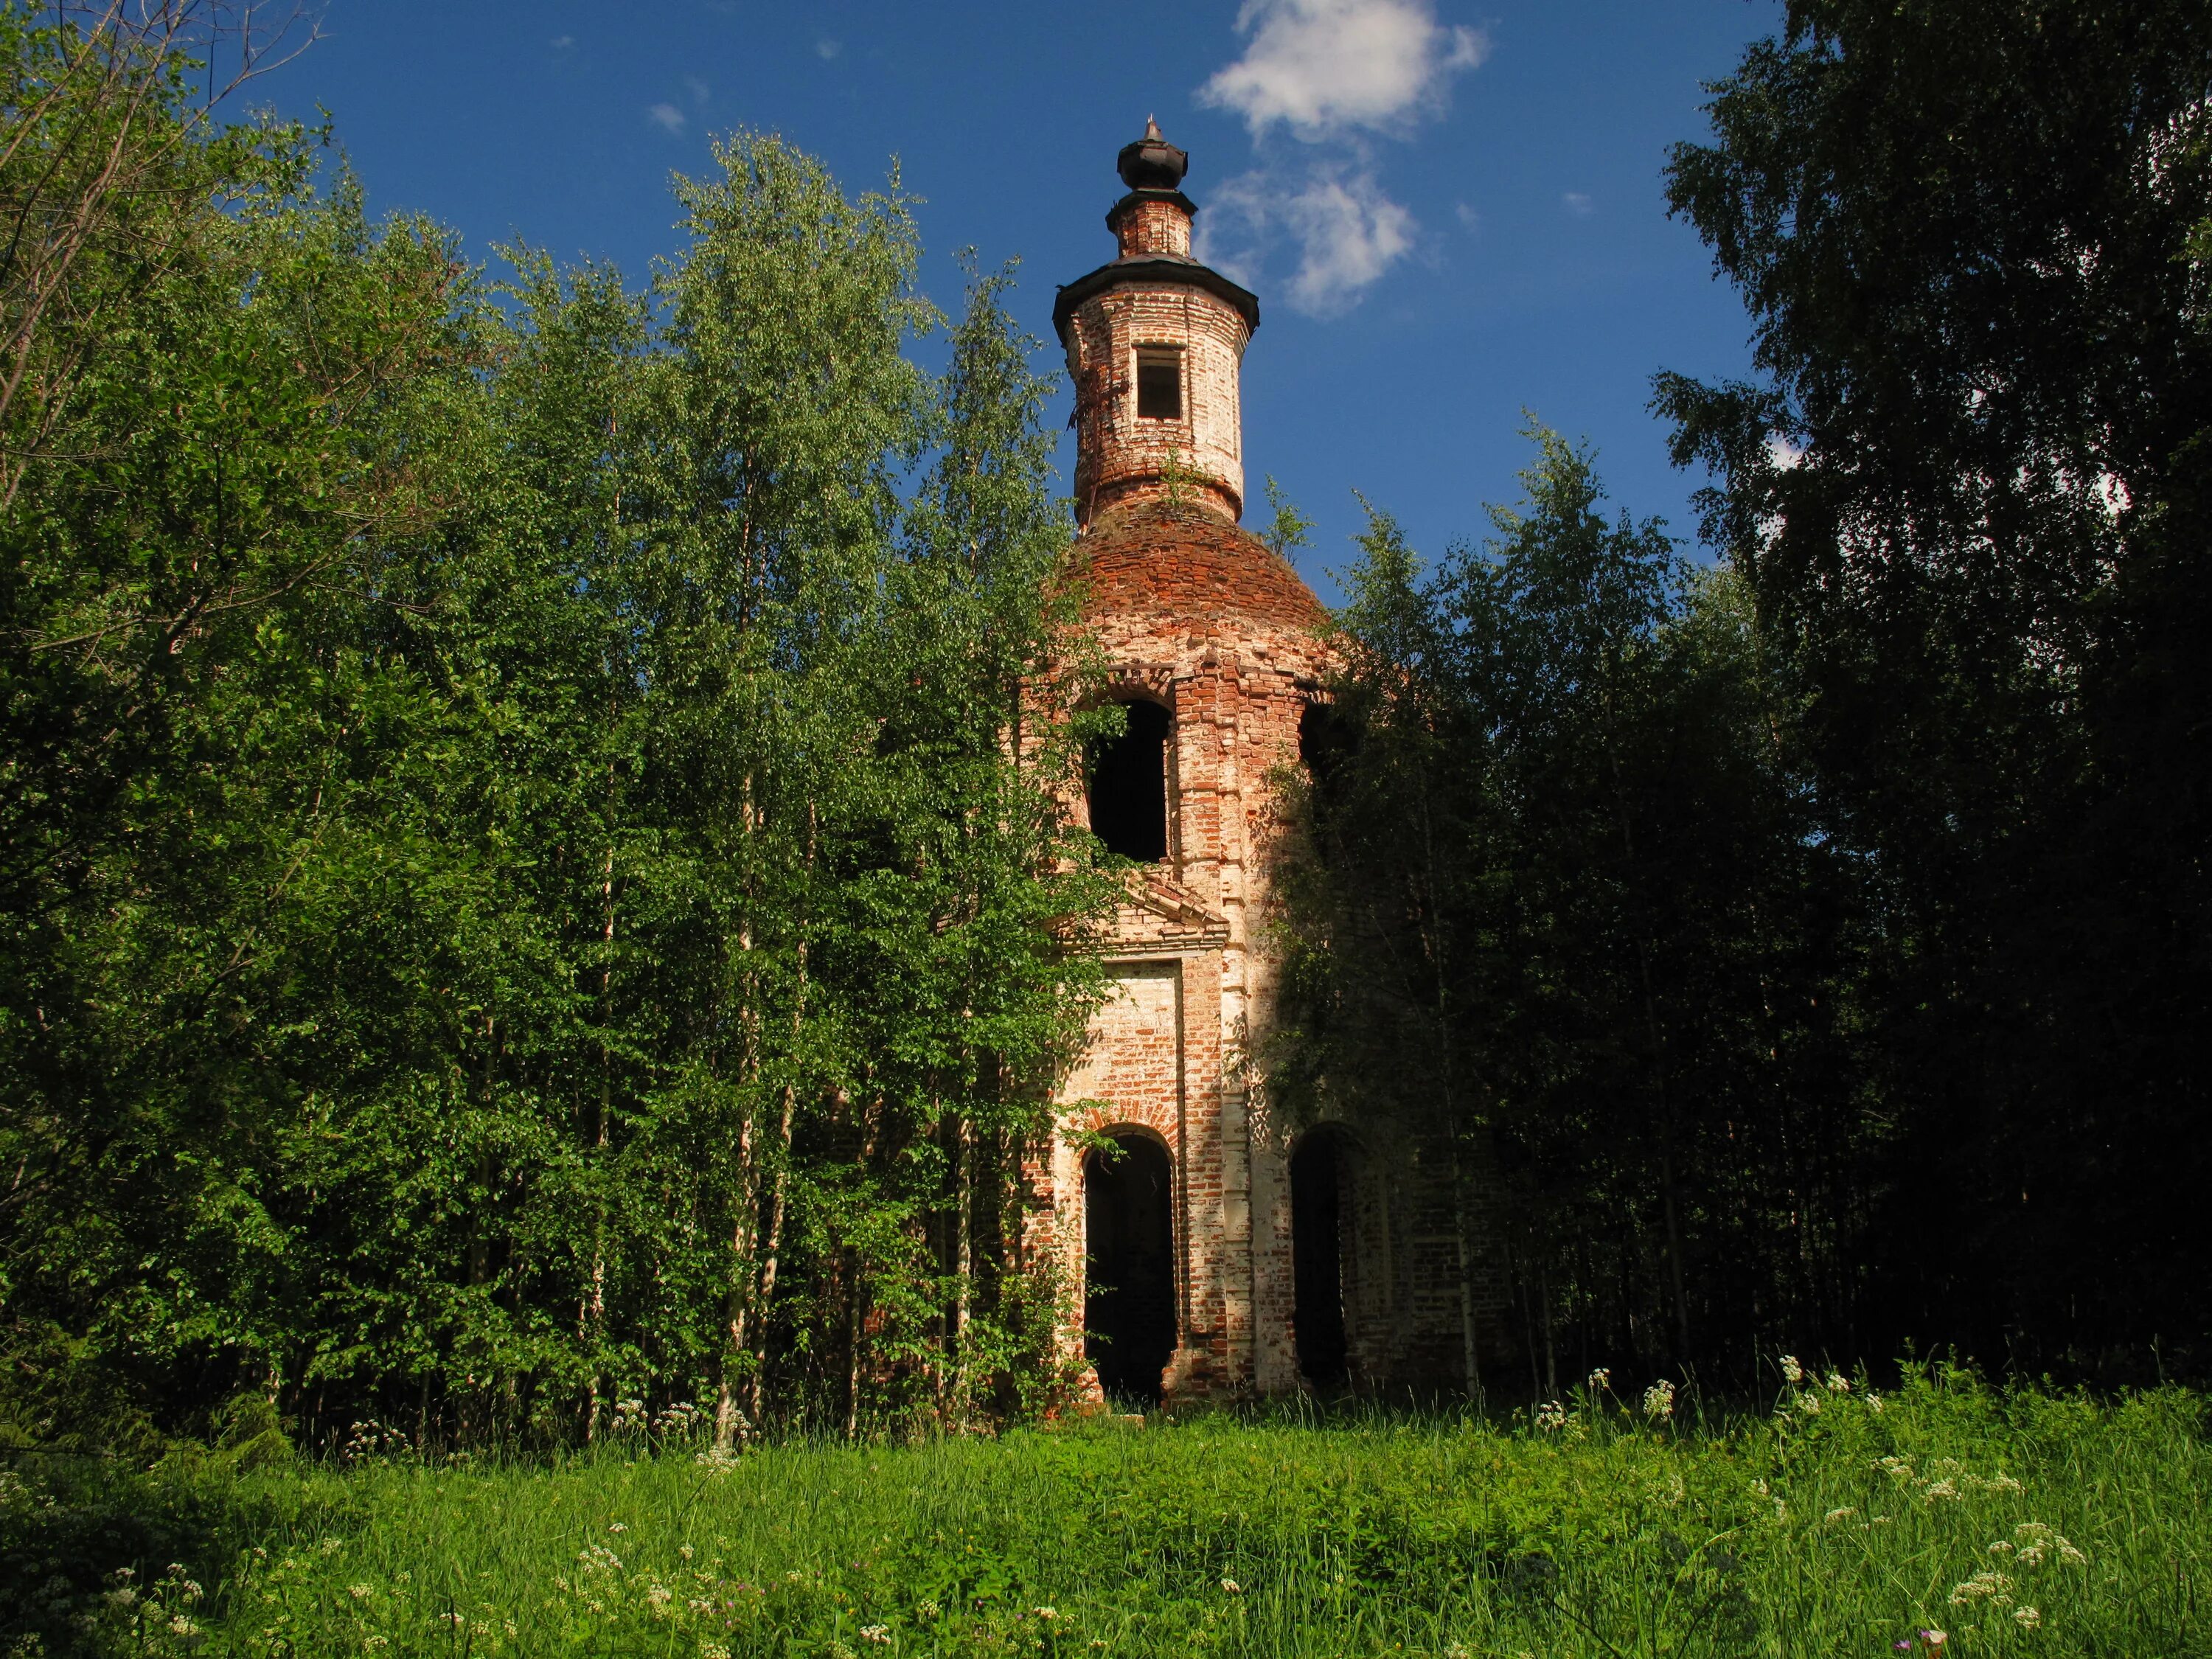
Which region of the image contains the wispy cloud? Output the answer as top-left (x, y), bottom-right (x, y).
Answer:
top-left (1199, 0), bottom-right (1487, 139)
top-left (816, 38), bottom-right (843, 60)
top-left (1200, 167), bottom-right (1415, 317)
top-left (647, 102), bottom-right (686, 136)
top-left (683, 74), bottom-right (710, 106)
top-left (1562, 191), bottom-right (1593, 216)
top-left (1193, 0), bottom-right (1485, 316)
top-left (549, 34), bottom-right (574, 49)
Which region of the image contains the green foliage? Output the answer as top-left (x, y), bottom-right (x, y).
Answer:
top-left (1283, 0), bottom-right (2212, 1387)
top-left (0, 16), bottom-right (1115, 1455)
top-left (1258, 476), bottom-right (1315, 563)
top-left (4, 1374), bottom-right (2202, 1657)
top-left (1655, 0), bottom-right (2212, 1363)
top-left (1277, 425), bottom-right (1868, 1385)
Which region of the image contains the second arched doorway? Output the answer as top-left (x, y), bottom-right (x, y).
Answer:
top-left (1085, 1132), bottom-right (1177, 1403)
top-left (1290, 1127), bottom-right (1354, 1387)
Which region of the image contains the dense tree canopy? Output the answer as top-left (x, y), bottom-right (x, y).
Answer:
top-left (0, 4), bottom-right (1117, 1448)
top-left (1279, 0), bottom-right (2212, 1387)
top-left (1658, 0), bottom-right (2212, 1366)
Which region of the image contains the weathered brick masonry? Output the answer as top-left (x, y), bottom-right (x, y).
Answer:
top-left (1034, 125), bottom-right (1510, 1402)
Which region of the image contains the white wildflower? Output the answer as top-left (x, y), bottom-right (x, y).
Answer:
top-left (167, 1615), bottom-right (198, 1638)
top-left (1586, 1367), bottom-right (1610, 1391)
top-left (1534, 1400), bottom-right (1567, 1432)
top-left (1642, 1380), bottom-right (1676, 1420)
top-left (1823, 1507), bottom-right (1857, 1524)
top-left (349, 1583), bottom-right (372, 1599)
top-left (1220, 1577), bottom-right (1242, 1594)
top-left (1779, 1354), bottom-right (1805, 1385)
top-left (2013, 1607), bottom-right (2042, 1630)
top-left (1924, 1478), bottom-right (1958, 1501)
top-left (1948, 1570), bottom-right (2015, 1607)
top-left (860, 1625), bottom-right (892, 1644)
top-left (1825, 1369), bottom-right (1851, 1393)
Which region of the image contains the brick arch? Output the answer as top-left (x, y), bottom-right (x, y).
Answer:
top-left (1094, 661), bottom-right (1179, 706)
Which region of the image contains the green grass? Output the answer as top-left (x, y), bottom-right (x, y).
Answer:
top-left (6, 1367), bottom-right (2206, 1658)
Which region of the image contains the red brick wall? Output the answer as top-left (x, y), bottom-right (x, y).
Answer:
top-left (1113, 196), bottom-right (1192, 259)
top-left (1066, 278), bottom-right (1249, 525)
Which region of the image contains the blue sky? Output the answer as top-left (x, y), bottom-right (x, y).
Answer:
top-left (254, 1), bottom-right (1778, 602)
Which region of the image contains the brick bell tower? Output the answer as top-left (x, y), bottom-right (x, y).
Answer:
top-left (1040, 121), bottom-right (1341, 1404)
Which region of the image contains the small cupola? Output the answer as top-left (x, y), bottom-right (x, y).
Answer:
top-left (1108, 118), bottom-right (1196, 259)
top-left (1056, 122), bottom-right (1261, 527)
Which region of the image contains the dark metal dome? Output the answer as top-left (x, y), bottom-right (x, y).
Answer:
top-left (1116, 116), bottom-right (1188, 192)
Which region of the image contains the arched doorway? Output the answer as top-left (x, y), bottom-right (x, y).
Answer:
top-left (1085, 1133), bottom-right (1176, 1402)
top-left (1087, 699), bottom-right (1171, 862)
top-left (1290, 1129), bottom-right (1351, 1385)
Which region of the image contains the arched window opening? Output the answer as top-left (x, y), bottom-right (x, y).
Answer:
top-left (1298, 700), bottom-right (1351, 780)
top-left (1290, 1130), bottom-right (1351, 1386)
top-left (1085, 1133), bottom-right (1177, 1403)
top-left (1088, 699), bottom-right (1170, 862)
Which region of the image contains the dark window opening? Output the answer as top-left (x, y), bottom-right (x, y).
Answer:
top-left (1299, 700), bottom-right (1352, 780)
top-left (1135, 352), bottom-right (1182, 420)
top-left (1085, 1134), bottom-right (1177, 1404)
top-left (1290, 1131), bottom-right (1350, 1386)
top-left (1088, 699), bottom-right (1169, 862)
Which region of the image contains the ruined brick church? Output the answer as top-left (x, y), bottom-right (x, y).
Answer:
top-left (1037, 125), bottom-right (1495, 1403)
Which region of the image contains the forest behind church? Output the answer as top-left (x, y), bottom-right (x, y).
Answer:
top-left (1, 0), bottom-right (2211, 1468)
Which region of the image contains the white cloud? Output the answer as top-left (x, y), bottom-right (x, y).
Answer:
top-left (684, 74), bottom-right (710, 105)
top-left (647, 102), bottom-right (686, 135)
top-left (1199, 167), bottom-right (1416, 317)
top-left (1562, 191), bottom-right (1593, 215)
top-left (1200, 0), bottom-right (1487, 139)
top-left (549, 35), bottom-right (574, 49)
top-left (1454, 200), bottom-right (1479, 230)
top-left (815, 38), bottom-right (842, 60)
top-left (1765, 433), bottom-right (1805, 470)
top-left (1191, 1), bottom-right (1485, 315)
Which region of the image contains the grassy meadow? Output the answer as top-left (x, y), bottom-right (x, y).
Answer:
top-left (3, 1367), bottom-right (2204, 1658)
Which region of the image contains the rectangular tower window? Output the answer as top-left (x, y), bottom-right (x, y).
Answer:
top-left (1135, 348), bottom-right (1183, 420)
